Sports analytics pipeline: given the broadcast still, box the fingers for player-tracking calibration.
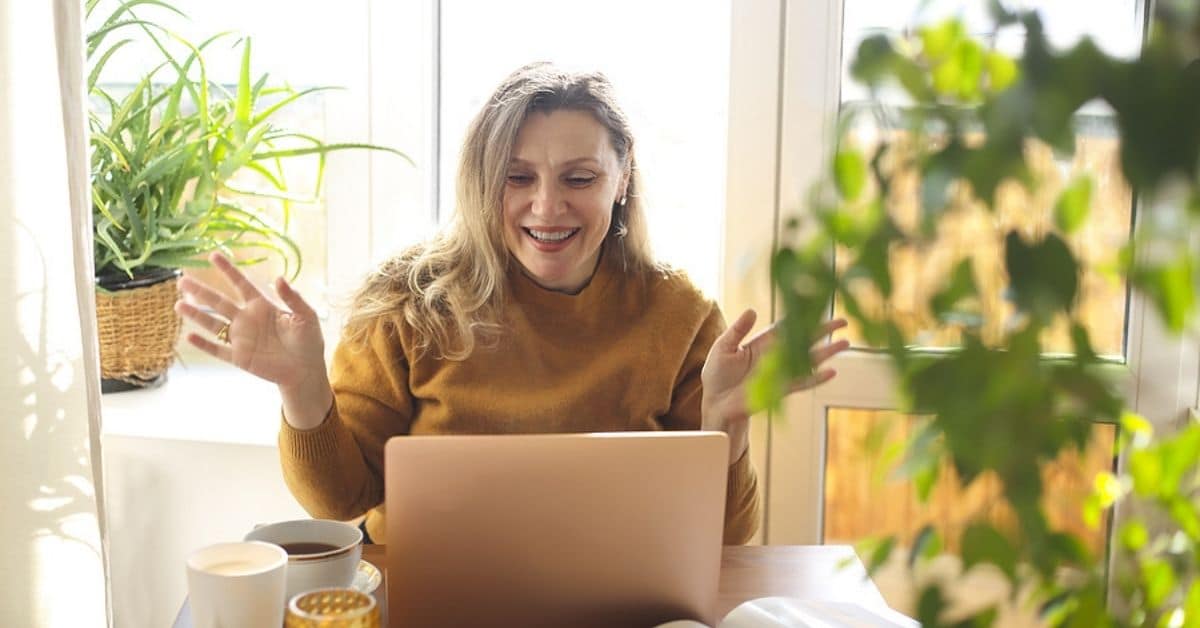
[178,276,240,320]
[817,318,848,339]
[741,317,849,354]
[185,331,234,363]
[274,276,317,320]
[715,308,757,352]
[175,300,230,337]
[787,368,838,394]
[211,252,266,302]
[810,338,850,366]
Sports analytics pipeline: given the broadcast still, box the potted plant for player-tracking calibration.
[87,0,407,392]
[754,1,1200,625]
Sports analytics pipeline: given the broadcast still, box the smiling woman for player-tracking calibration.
[502,110,628,294]
[499,109,628,292]
[174,62,850,549]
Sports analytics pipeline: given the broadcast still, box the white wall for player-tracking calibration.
[103,431,308,627]
[0,0,108,624]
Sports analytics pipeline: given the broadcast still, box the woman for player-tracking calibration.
[175,63,848,545]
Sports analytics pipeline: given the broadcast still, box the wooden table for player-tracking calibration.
[175,544,887,627]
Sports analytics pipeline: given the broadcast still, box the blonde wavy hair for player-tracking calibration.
[345,62,659,360]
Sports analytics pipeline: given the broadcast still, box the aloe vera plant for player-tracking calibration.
[87,0,409,280]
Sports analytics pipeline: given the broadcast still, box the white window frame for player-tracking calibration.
[321,0,440,344]
[725,0,1200,554]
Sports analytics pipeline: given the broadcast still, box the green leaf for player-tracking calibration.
[1083,494,1104,529]
[233,37,253,141]
[919,19,964,62]
[1159,424,1200,495]
[252,141,413,164]
[1121,411,1154,444]
[1141,559,1176,609]
[1120,521,1149,551]
[961,523,1016,580]
[1185,581,1200,626]
[954,40,985,99]
[1047,531,1090,565]
[1129,449,1163,497]
[1069,322,1098,363]
[1054,177,1093,234]
[850,35,897,87]
[913,461,939,502]
[747,347,785,415]
[916,585,947,627]
[834,148,867,201]
[86,18,161,57]
[985,51,1019,91]
[931,259,978,319]
[860,535,897,576]
[1004,231,1079,320]
[1133,253,1195,333]
[1092,471,1124,509]
[250,86,340,127]
[1167,498,1200,541]
[87,37,133,91]
[908,525,941,567]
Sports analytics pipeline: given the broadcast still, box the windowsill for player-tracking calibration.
[100,361,283,447]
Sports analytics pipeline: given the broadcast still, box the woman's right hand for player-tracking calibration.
[175,252,333,428]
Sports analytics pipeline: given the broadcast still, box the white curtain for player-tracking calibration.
[0,0,111,625]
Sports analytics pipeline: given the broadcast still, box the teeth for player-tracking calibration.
[528,228,576,242]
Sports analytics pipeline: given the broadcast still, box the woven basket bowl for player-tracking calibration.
[95,270,183,385]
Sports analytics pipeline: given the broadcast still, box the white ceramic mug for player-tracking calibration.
[245,519,363,600]
[186,541,288,628]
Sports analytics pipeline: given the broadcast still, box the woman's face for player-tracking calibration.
[502,109,627,293]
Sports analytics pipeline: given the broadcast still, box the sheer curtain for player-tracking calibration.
[0,0,110,625]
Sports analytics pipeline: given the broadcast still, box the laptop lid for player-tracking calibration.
[384,431,728,628]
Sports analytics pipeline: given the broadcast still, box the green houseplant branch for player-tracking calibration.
[754,1,1200,625]
[88,0,412,282]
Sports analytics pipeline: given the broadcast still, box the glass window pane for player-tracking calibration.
[835,2,1142,358]
[439,0,731,297]
[93,1,349,338]
[832,126,1132,356]
[823,408,1116,557]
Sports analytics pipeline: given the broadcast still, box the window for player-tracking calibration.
[823,408,1117,555]
[94,0,431,360]
[438,0,732,298]
[746,0,1197,554]
[835,0,1142,356]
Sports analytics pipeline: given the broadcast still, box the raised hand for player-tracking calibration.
[701,309,849,464]
[175,253,333,428]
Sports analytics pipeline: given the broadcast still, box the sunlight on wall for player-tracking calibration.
[1,0,106,625]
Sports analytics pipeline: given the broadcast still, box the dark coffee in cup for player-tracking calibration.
[280,542,339,555]
[244,519,364,600]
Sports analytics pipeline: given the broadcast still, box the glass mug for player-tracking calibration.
[285,588,380,628]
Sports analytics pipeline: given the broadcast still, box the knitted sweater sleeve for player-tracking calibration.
[277,318,415,521]
[662,303,762,545]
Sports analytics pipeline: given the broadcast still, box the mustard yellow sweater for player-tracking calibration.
[278,254,761,544]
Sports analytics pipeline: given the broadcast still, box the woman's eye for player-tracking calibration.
[565,175,596,187]
[507,174,533,185]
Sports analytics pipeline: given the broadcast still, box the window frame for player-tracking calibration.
[726,0,1200,564]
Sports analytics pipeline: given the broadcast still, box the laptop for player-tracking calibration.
[383,431,729,628]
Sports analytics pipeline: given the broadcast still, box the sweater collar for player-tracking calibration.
[507,244,619,313]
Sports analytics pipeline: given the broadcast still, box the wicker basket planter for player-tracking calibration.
[95,267,183,393]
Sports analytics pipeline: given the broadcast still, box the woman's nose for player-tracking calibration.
[531,181,562,216]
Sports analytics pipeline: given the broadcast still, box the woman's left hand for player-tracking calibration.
[701,309,849,465]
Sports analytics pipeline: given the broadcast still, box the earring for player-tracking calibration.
[618,195,627,207]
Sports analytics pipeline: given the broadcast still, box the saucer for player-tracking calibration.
[352,559,382,596]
